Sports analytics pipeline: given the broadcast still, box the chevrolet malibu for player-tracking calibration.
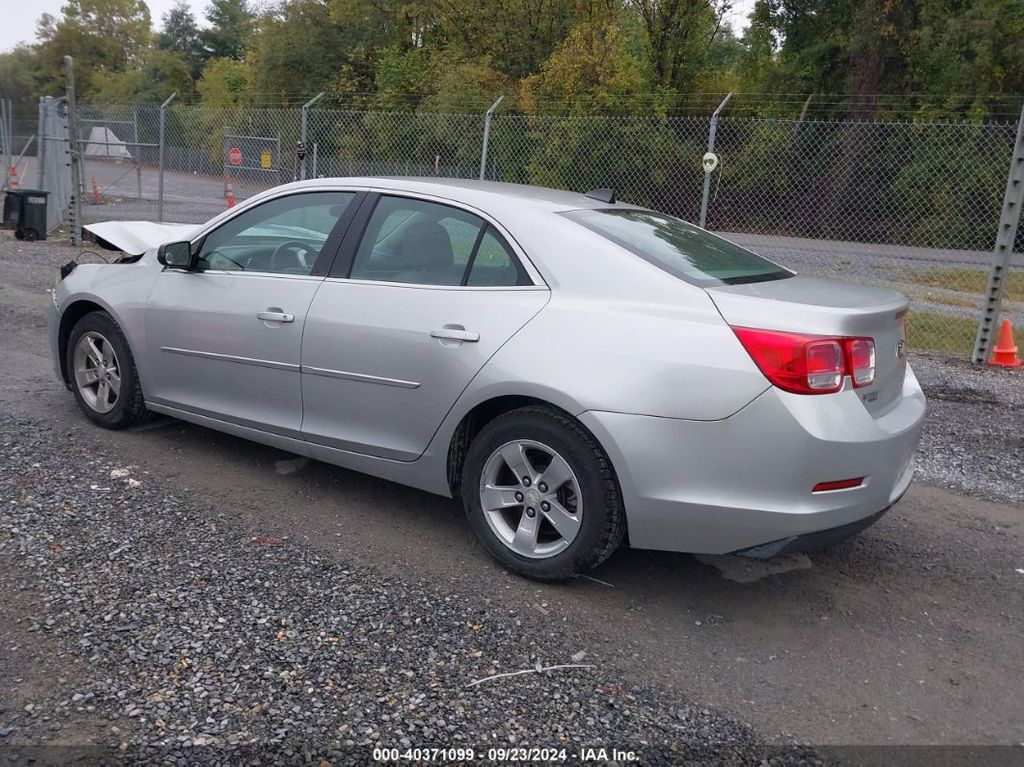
[48,178,925,580]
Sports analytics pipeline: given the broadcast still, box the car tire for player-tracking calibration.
[66,311,150,429]
[462,406,626,581]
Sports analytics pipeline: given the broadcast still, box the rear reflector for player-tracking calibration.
[732,327,876,395]
[812,477,865,492]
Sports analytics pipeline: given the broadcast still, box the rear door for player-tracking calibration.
[145,190,360,436]
[300,193,549,460]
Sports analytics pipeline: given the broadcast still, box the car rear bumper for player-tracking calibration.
[579,365,925,555]
[730,506,891,559]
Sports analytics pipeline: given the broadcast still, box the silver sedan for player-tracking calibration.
[48,178,925,580]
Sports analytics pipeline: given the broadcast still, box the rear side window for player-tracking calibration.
[349,195,528,287]
[562,208,792,286]
[467,228,521,287]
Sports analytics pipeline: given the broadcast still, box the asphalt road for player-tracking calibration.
[1,234,1023,751]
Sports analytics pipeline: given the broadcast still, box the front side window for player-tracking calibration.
[196,191,356,275]
[562,208,792,286]
[349,196,526,287]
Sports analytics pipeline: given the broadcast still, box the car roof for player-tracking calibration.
[279,176,624,213]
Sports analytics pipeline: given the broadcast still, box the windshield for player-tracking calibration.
[562,208,792,286]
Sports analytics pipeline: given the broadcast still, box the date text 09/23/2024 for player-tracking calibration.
[373,746,639,762]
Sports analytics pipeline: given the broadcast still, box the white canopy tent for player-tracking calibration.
[83,126,133,160]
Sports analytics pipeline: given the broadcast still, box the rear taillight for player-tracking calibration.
[846,338,875,386]
[732,327,875,395]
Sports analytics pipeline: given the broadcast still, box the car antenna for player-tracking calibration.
[585,188,616,204]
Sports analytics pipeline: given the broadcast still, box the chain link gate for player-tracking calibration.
[222,131,283,204]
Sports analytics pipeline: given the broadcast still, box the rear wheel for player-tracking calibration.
[66,311,149,429]
[462,406,626,580]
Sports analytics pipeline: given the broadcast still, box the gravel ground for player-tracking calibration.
[1,234,1023,754]
[0,407,818,762]
[911,352,1024,506]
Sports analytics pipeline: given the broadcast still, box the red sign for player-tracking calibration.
[228,146,242,166]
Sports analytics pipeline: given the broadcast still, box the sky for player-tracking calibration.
[1,0,758,54]
[0,0,209,52]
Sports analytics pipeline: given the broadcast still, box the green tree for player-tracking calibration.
[34,0,152,97]
[631,0,732,92]
[908,0,1024,118]
[249,0,376,101]
[91,49,194,102]
[197,57,250,108]
[201,0,255,60]
[0,47,44,116]
[158,2,207,81]
[520,8,652,115]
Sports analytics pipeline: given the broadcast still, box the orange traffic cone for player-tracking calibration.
[8,165,18,188]
[91,177,102,204]
[225,175,236,208]
[989,318,1023,368]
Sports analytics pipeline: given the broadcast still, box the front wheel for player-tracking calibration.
[66,311,150,429]
[462,406,626,580]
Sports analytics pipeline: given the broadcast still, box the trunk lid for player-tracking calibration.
[83,221,198,256]
[706,276,909,415]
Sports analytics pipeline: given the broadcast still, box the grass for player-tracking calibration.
[908,310,979,356]
[906,267,1023,302]
[903,289,979,309]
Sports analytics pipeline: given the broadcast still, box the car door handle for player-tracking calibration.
[257,310,295,323]
[430,327,479,342]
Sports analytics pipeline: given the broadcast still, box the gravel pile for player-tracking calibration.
[911,352,1023,507]
[0,408,814,762]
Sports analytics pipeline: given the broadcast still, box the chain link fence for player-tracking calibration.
[16,100,1024,358]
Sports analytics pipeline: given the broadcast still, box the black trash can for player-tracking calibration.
[2,189,49,241]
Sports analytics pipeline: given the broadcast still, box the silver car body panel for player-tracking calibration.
[300,280,550,460]
[83,221,198,255]
[144,270,322,437]
[50,177,927,555]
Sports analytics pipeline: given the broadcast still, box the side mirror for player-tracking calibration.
[157,241,195,269]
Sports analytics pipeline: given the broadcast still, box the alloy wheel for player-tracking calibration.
[478,439,583,559]
[73,331,121,414]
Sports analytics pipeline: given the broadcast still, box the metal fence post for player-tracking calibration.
[480,96,504,181]
[0,98,8,189]
[36,97,47,189]
[157,92,176,222]
[299,92,324,181]
[972,103,1024,363]
[699,92,732,229]
[64,56,83,246]
[133,106,142,199]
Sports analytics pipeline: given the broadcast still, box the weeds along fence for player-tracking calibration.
[18,101,1024,358]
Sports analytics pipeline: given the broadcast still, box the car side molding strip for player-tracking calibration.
[300,365,421,389]
[160,346,300,372]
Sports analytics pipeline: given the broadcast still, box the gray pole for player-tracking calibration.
[1,98,8,189]
[36,97,47,190]
[479,96,504,181]
[972,103,1024,363]
[157,92,177,222]
[133,106,142,199]
[699,92,732,229]
[64,56,83,246]
[299,92,325,181]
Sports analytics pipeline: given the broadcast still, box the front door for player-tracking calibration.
[300,194,549,460]
[145,190,359,436]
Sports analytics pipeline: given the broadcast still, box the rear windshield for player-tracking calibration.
[562,208,792,286]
